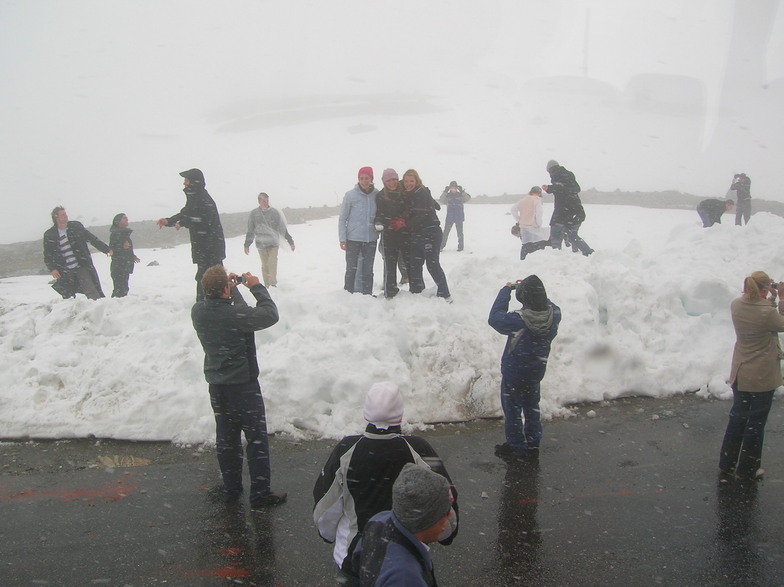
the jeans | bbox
[409,225,450,298]
[111,271,130,298]
[500,377,542,453]
[344,240,377,294]
[441,221,464,250]
[209,380,272,502]
[550,223,593,255]
[719,385,774,478]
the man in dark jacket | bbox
[697,198,734,228]
[313,382,458,584]
[489,275,561,459]
[157,168,226,300]
[354,463,455,586]
[729,173,751,226]
[43,206,112,299]
[191,265,286,508]
[542,160,594,256]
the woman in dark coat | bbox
[109,213,140,297]
[401,169,451,300]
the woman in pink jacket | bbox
[719,271,784,480]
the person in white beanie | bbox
[312,382,459,585]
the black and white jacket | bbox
[312,424,459,569]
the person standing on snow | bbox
[339,167,379,295]
[43,206,112,300]
[243,192,295,288]
[312,382,459,584]
[511,186,550,261]
[439,180,471,252]
[157,168,226,301]
[108,213,140,297]
[729,173,752,226]
[542,160,594,256]
[489,275,561,460]
[191,265,287,508]
[402,169,451,301]
[696,198,734,228]
[374,168,410,298]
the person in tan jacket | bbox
[719,271,784,480]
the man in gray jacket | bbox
[191,265,287,508]
[244,192,295,287]
[339,167,378,295]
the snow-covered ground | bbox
[1,203,782,443]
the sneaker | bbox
[250,491,288,508]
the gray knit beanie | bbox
[392,463,452,534]
[546,159,559,171]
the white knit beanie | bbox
[363,382,404,430]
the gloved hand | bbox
[375,224,384,232]
[390,217,406,231]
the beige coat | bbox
[729,296,784,391]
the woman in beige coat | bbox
[719,271,784,480]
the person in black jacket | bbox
[542,160,594,256]
[313,382,458,584]
[108,213,140,297]
[402,169,451,300]
[697,198,734,228]
[157,168,226,300]
[729,173,752,226]
[374,168,410,299]
[191,265,286,508]
[43,206,112,299]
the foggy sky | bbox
[1,0,782,244]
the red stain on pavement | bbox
[1,478,138,502]
[188,567,252,578]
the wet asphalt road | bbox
[1,393,783,586]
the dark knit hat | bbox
[515,274,548,310]
[529,186,542,195]
[358,166,374,180]
[546,160,559,171]
[449,180,458,187]
[392,463,452,534]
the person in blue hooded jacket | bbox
[488,275,561,459]
[339,166,379,295]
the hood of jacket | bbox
[180,168,206,187]
[519,307,554,335]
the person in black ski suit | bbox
[157,168,226,300]
[729,173,752,226]
[542,160,593,256]
[374,169,410,298]
[108,213,140,297]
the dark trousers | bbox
[441,221,464,250]
[520,240,548,260]
[344,240,377,295]
[719,385,774,478]
[379,232,409,298]
[111,271,130,298]
[735,199,751,225]
[208,380,272,502]
[550,223,593,255]
[500,377,542,454]
[195,260,223,301]
[409,226,450,298]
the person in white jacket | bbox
[511,186,550,260]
